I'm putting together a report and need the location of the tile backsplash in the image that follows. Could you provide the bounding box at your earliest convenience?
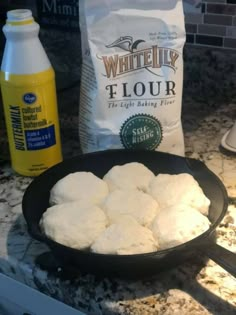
[186,0,236,49]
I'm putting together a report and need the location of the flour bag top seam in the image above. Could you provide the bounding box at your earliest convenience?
[79,0,186,156]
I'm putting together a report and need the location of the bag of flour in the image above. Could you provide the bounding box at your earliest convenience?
[79,0,186,156]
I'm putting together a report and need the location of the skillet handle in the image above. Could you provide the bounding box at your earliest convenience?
[200,242,236,278]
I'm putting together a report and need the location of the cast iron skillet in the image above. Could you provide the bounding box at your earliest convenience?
[22,150,236,278]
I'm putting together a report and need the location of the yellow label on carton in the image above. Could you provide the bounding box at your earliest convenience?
[0,68,62,176]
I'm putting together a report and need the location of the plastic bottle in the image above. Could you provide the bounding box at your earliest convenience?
[0,9,62,176]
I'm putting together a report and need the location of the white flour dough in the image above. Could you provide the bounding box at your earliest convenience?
[49,172,109,205]
[40,202,108,249]
[148,173,210,215]
[151,204,210,249]
[103,162,155,192]
[91,217,158,255]
[103,189,159,226]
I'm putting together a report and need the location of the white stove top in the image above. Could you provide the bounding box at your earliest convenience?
[0,273,85,315]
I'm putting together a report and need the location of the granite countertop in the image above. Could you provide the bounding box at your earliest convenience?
[0,103,235,315]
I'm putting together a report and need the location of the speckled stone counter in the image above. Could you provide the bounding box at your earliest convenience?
[0,103,235,315]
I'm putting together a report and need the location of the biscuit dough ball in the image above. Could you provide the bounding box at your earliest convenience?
[148,173,210,215]
[103,189,160,226]
[40,202,108,250]
[49,172,109,205]
[151,204,210,249]
[103,162,155,192]
[91,217,158,255]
